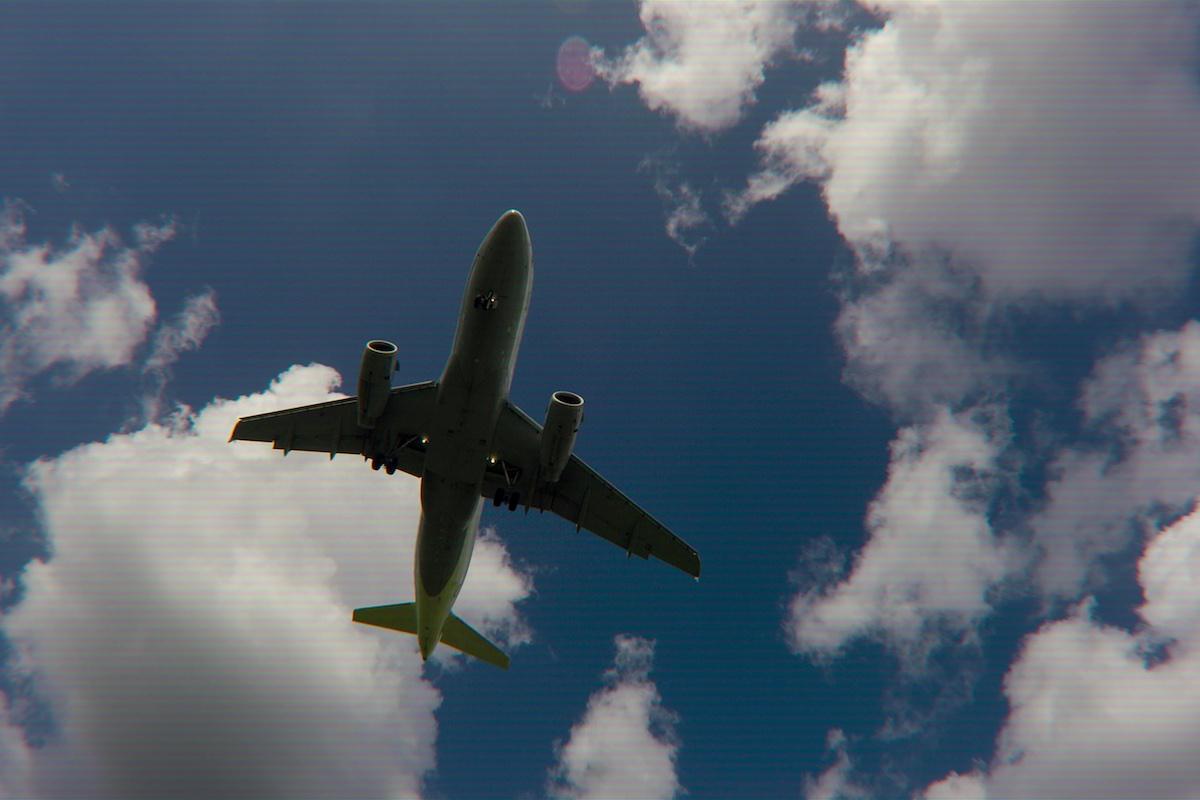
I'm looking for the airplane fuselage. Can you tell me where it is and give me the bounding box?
[230,207,698,668]
[414,210,532,658]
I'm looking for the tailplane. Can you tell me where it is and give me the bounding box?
[352,603,510,670]
[439,613,510,670]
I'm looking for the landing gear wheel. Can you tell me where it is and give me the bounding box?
[385,462,396,476]
[371,458,382,471]
[508,491,520,512]
[493,488,506,507]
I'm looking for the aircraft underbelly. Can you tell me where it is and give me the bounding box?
[414,209,531,655]
[416,473,480,596]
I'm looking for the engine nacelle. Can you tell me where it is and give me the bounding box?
[357,339,397,428]
[539,391,584,483]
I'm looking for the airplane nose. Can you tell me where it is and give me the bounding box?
[482,209,530,261]
[498,209,526,233]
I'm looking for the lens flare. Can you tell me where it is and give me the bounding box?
[556,35,595,93]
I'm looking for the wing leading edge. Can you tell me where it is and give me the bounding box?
[487,402,701,579]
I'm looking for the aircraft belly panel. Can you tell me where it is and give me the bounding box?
[416,473,480,597]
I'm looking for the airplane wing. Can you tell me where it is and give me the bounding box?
[230,381,438,479]
[486,401,700,578]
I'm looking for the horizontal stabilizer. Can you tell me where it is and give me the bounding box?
[441,613,510,670]
[352,604,509,670]
[352,602,418,634]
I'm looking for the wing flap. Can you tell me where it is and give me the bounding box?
[230,380,438,476]
[231,397,364,454]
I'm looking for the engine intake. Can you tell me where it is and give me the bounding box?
[357,340,397,428]
[539,391,584,483]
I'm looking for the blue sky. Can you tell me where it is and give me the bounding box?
[2,3,1200,799]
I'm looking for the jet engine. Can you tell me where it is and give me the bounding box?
[539,391,584,483]
[357,339,397,428]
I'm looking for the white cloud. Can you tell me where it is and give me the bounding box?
[143,289,220,376]
[0,203,176,414]
[921,770,987,800]
[0,364,533,798]
[724,80,843,223]
[600,2,1200,791]
[640,156,711,258]
[1031,322,1200,601]
[921,503,1200,799]
[140,288,221,422]
[788,408,1015,657]
[548,635,681,800]
[804,729,867,800]
[594,0,801,133]
[731,1,1200,303]
[834,263,1017,417]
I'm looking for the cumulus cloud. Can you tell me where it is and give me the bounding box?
[788,407,1015,657]
[548,635,681,800]
[599,2,1200,792]
[738,0,1200,667]
[731,1,1200,303]
[1031,321,1200,601]
[0,364,533,798]
[835,262,1017,417]
[594,0,801,133]
[922,503,1200,799]
[0,203,176,414]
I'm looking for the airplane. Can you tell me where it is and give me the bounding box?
[230,210,700,669]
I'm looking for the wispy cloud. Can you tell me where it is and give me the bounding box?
[804,729,867,800]
[0,364,534,798]
[639,156,711,259]
[548,635,681,800]
[139,288,221,422]
[0,203,176,415]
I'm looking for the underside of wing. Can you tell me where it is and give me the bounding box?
[487,402,701,578]
[230,381,438,478]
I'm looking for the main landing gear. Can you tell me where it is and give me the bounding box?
[493,487,520,511]
[370,457,398,475]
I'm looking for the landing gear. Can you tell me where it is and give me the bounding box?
[371,455,397,475]
[493,488,521,511]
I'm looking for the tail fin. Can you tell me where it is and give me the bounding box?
[352,603,509,670]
